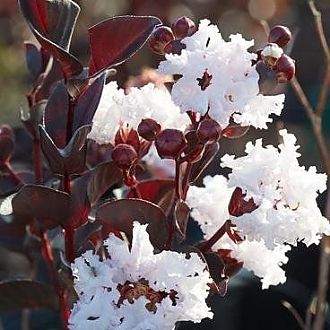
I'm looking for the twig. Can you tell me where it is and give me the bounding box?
[290,77,330,175]
[282,300,305,329]
[308,1,330,62]
[312,237,330,330]
[316,65,330,116]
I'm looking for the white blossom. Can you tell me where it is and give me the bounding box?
[221,129,330,249]
[69,222,212,330]
[143,145,175,177]
[158,19,285,129]
[88,82,189,145]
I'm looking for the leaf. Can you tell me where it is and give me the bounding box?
[74,221,102,251]
[39,125,91,175]
[0,217,26,252]
[25,42,43,79]
[203,252,228,296]
[96,198,168,249]
[174,200,190,239]
[18,0,80,50]
[72,72,106,131]
[0,125,15,163]
[222,123,250,139]
[190,142,219,183]
[127,179,175,205]
[87,161,122,206]
[44,82,69,149]
[89,15,162,76]
[21,101,47,137]
[12,185,70,229]
[18,0,83,78]
[0,280,58,313]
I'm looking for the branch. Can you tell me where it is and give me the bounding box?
[308,1,330,62]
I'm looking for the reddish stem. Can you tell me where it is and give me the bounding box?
[40,231,69,329]
[199,220,230,252]
[2,162,23,185]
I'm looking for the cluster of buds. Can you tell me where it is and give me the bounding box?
[257,25,295,82]
[148,16,196,55]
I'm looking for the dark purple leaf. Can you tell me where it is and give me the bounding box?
[39,125,91,175]
[96,198,168,249]
[44,82,69,149]
[25,42,42,79]
[228,187,258,217]
[174,200,190,238]
[74,222,102,251]
[190,142,219,183]
[12,185,70,229]
[0,280,58,313]
[18,0,83,78]
[21,101,47,137]
[73,73,106,131]
[87,161,122,206]
[89,15,162,76]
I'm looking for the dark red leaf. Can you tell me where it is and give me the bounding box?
[87,161,122,206]
[228,187,258,217]
[96,198,168,249]
[73,73,106,131]
[12,185,70,229]
[18,0,83,78]
[89,15,162,76]
[44,82,69,149]
[74,222,102,252]
[174,200,190,239]
[222,123,250,139]
[0,217,26,252]
[39,125,91,175]
[190,142,219,183]
[21,101,47,137]
[0,280,58,313]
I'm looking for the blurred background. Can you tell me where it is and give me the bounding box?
[0,0,329,329]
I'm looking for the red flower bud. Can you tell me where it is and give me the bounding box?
[276,54,295,82]
[197,118,222,144]
[138,118,161,141]
[228,187,258,217]
[155,129,187,159]
[112,144,138,170]
[148,26,175,55]
[268,25,292,48]
[171,16,196,39]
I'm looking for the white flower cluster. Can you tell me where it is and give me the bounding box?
[158,19,285,129]
[69,222,212,330]
[187,131,330,289]
[88,82,189,145]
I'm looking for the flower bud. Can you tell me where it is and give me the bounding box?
[261,43,283,67]
[112,144,138,170]
[138,118,161,141]
[155,129,187,159]
[164,39,186,55]
[148,26,175,55]
[171,16,196,39]
[268,25,292,48]
[197,118,222,144]
[276,54,295,82]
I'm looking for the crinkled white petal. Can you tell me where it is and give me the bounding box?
[221,129,330,249]
[88,82,189,145]
[187,175,234,239]
[70,222,212,329]
[158,19,284,129]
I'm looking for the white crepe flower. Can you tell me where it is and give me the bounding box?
[69,222,212,330]
[221,129,330,249]
[187,174,290,288]
[158,19,285,129]
[143,144,175,177]
[88,82,189,145]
